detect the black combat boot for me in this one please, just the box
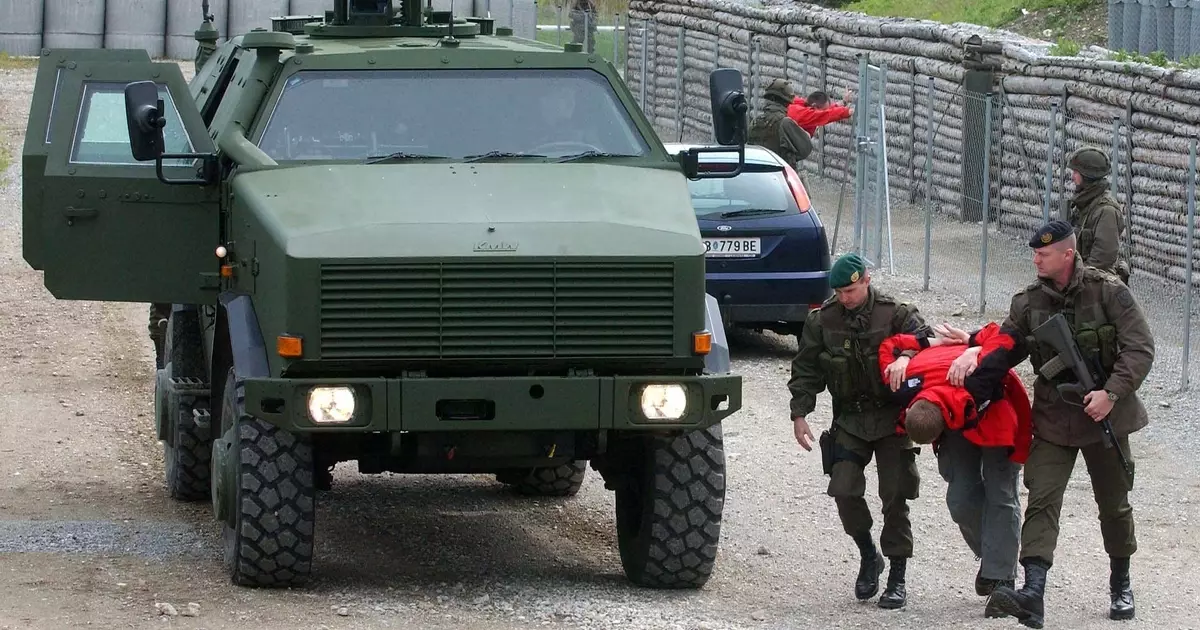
[853,533,885,600]
[1109,556,1135,620]
[986,557,1049,628]
[878,557,907,609]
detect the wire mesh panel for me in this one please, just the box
[852,58,891,268]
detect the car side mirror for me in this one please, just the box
[124,80,166,162]
[678,68,748,181]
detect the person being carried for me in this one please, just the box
[787,88,853,138]
[877,321,1033,616]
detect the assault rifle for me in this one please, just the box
[1031,313,1134,485]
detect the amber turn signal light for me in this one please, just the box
[277,335,303,358]
[693,331,712,355]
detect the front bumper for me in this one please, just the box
[242,373,742,433]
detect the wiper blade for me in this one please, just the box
[719,208,788,218]
[463,151,547,163]
[365,151,448,164]
[555,150,636,163]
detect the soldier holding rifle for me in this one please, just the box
[943,220,1154,628]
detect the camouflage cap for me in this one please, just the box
[1028,219,1074,248]
[1068,146,1111,179]
[764,78,795,101]
[829,253,867,289]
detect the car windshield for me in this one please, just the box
[256,68,651,161]
[684,166,799,219]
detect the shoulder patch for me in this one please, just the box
[875,294,896,305]
[1116,286,1135,309]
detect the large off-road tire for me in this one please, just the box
[159,309,212,502]
[216,368,316,588]
[497,461,587,497]
[614,424,726,589]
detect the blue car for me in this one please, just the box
[665,143,833,338]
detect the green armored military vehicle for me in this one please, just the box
[21,0,750,589]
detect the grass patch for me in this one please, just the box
[1109,49,1200,69]
[0,52,38,70]
[842,0,1096,27]
[1049,37,1081,56]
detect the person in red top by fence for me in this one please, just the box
[787,88,854,137]
[878,321,1033,614]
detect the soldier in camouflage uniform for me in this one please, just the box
[788,253,931,609]
[1067,147,1130,285]
[568,0,597,53]
[975,220,1154,628]
[747,79,813,167]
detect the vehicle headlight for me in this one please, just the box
[308,386,356,424]
[640,384,688,421]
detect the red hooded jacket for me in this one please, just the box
[787,97,852,137]
[878,323,1033,463]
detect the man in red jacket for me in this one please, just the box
[878,322,1032,612]
[787,88,854,138]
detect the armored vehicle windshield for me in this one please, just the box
[257,68,651,161]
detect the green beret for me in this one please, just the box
[830,253,867,288]
[1068,146,1111,179]
[1028,220,1074,248]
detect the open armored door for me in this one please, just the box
[38,58,221,304]
[22,49,153,271]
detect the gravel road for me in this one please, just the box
[2,61,1199,630]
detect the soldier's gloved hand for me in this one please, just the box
[885,356,910,391]
[793,416,815,452]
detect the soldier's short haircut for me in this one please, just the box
[903,400,945,444]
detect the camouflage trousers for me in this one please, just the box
[827,428,921,558]
[1019,436,1137,566]
[569,9,597,53]
[149,303,170,368]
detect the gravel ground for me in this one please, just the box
[2,61,1200,630]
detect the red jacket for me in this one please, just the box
[787,97,852,136]
[878,324,1033,463]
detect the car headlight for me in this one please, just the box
[308,386,356,424]
[640,384,688,421]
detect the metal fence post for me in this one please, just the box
[639,19,648,113]
[980,93,994,315]
[1183,138,1197,390]
[676,28,685,141]
[1044,102,1058,222]
[876,62,889,268]
[613,12,620,68]
[924,76,934,291]
[853,55,868,255]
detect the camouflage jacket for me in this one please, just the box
[747,99,812,166]
[789,287,930,442]
[1070,180,1129,281]
[987,256,1154,447]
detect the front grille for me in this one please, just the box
[319,261,676,359]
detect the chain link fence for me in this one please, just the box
[621,15,1200,392]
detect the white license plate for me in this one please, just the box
[703,237,761,258]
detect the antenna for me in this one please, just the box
[440,0,459,46]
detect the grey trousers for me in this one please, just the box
[936,431,1022,580]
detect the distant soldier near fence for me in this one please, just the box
[748,79,813,168]
[568,0,598,53]
[1067,147,1131,285]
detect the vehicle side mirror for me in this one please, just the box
[124,81,166,162]
[709,68,748,147]
[677,68,748,181]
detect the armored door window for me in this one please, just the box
[69,82,195,166]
